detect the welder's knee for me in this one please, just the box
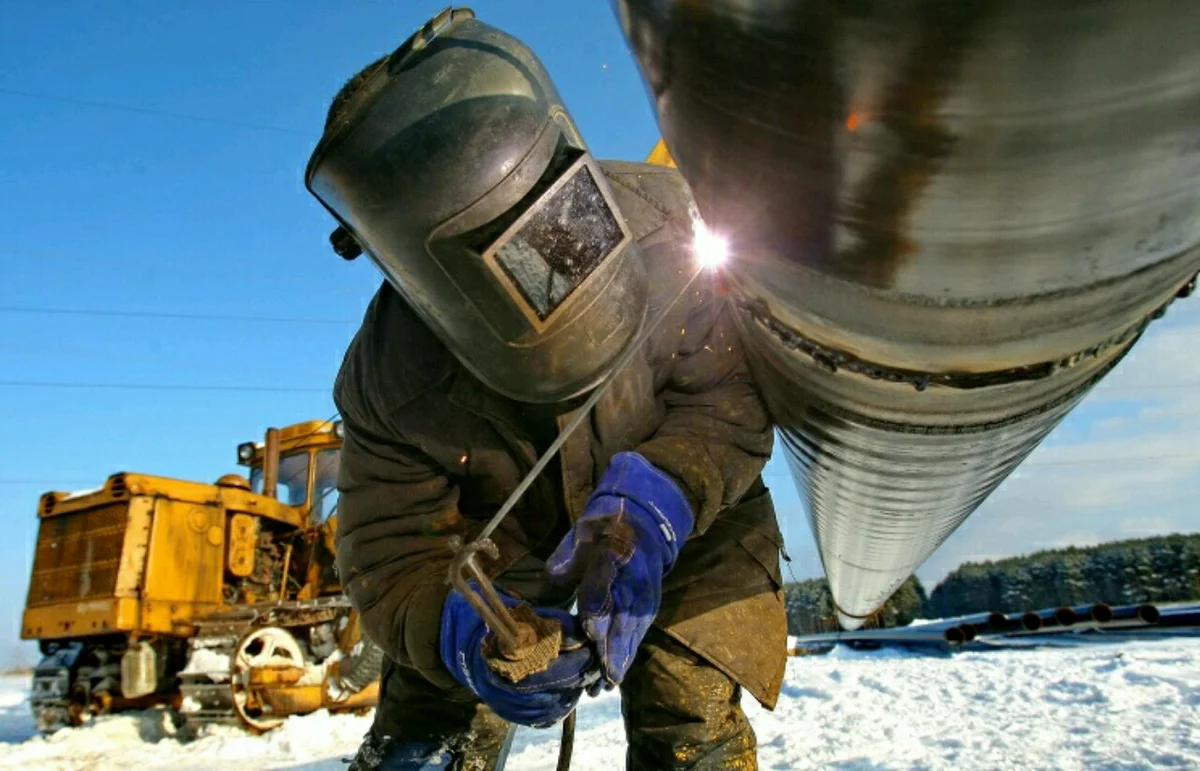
[620,629,758,771]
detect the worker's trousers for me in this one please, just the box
[362,626,758,770]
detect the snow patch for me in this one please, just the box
[906,617,946,627]
[180,649,230,683]
[0,638,1198,769]
[64,487,103,500]
[824,643,924,660]
[295,656,333,688]
[0,690,26,709]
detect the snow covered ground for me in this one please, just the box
[2,636,1198,770]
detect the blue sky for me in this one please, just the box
[1,1,1197,664]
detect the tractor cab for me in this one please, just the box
[237,420,343,527]
[232,419,346,599]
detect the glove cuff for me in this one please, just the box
[589,451,695,566]
[439,587,490,695]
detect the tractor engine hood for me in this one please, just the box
[615,0,1200,627]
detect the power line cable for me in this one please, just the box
[0,380,329,394]
[0,311,1195,389]
[2,412,343,490]
[1019,453,1200,467]
[0,480,97,487]
[2,248,371,293]
[0,87,308,136]
[0,377,1194,401]
[15,447,1197,489]
[1091,383,1200,392]
[0,306,355,325]
[762,451,1200,474]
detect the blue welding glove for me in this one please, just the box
[439,585,598,728]
[546,451,694,687]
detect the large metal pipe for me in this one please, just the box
[1004,603,1160,636]
[615,0,1200,628]
[1155,604,1200,629]
[792,625,954,650]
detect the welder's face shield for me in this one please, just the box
[468,155,630,330]
[305,12,647,403]
[409,143,647,403]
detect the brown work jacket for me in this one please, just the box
[333,161,788,708]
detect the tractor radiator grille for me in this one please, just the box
[27,503,128,607]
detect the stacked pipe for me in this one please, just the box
[788,602,1179,651]
[616,0,1200,628]
[788,602,1197,653]
[939,603,1164,646]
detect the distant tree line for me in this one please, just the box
[925,533,1200,618]
[784,533,1200,632]
[785,576,926,634]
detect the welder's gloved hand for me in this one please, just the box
[439,585,598,728]
[546,451,694,687]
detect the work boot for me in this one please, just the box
[345,726,456,770]
[346,723,513,771]
[352,659,512,771]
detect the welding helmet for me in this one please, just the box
[306,8,647,403]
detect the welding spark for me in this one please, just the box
[691,213,729,271]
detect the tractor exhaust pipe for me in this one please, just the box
[261,427,281,500]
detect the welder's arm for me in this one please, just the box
[547,293,773,685]
[333,419,467,691]
[635,294,774,535]
[337,419,599,719]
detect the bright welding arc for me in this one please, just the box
[690,209,729,271]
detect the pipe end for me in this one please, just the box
[837,611,869,631]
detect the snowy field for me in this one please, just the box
[2,637,1198,770]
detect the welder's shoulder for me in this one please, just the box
[599,159,693,240]
[334,282,453,434]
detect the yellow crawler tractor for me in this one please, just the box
[20,419,381,732]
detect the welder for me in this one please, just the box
[305,9,787,770]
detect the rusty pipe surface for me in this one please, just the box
[615,0,1200,628]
